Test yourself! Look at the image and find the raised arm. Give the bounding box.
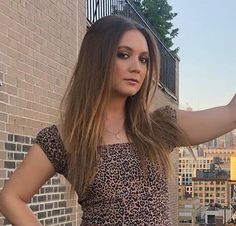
[0,144,55,226]
[176,94,236,146]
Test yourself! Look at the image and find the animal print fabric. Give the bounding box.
[34,106,176,225]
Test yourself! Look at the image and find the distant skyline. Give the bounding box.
[168,0,236,110]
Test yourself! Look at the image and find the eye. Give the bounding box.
[117,52,129,59]
[140,57,149,64]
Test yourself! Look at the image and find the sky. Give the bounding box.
[168,0,236,110]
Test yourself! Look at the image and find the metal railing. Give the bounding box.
[86,0,177,97]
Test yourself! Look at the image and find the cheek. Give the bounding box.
[141,68,148,81]
[139,70,148,88]
[113,62,127,78]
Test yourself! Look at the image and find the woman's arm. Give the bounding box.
[0,144,55,226]
[176,94,236,146]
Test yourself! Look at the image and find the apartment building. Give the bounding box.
[178,147,236,225]
[201,131,236,149]
[205,148,236,171]
[192,176,230,207]
[0,0,180,225]
[178,147,213,186]
[178,198,201,226]
[179,147,236,196]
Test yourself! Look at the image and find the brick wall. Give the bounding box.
[0,0,179,225]
[150,59,180,226]
[0,0,86,225]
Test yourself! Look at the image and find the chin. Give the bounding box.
[124,90,139,97]
[112,87,141,98]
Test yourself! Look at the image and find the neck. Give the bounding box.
[105,96,127,120]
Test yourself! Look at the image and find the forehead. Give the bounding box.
[118,30,149,53]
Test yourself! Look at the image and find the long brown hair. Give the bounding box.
[59,15,189,199]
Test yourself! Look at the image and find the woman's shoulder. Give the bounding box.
[34,124,63,146]
[151,105,177,121]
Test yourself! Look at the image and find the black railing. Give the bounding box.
[86,0,177,97]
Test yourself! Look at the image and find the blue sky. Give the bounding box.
[168,0,236,110]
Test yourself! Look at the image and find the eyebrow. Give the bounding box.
[118,45,149,55]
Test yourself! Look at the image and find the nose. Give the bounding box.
[129,57,141,73]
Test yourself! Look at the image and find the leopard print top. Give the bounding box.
[34,106,176,226]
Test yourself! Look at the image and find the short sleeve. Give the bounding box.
[158,105,177,122]
[34,125,68,175]
[151,105,178,150]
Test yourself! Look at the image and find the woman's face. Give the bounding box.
[111,29,149,98]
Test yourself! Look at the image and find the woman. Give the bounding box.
[0,15,235,225]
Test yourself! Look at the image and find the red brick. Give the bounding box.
[0,11,13,27]
[0,102,6,113]
[0,63,7,73]
[0,112,7,122]
[0,2,10,15]
[0,0,11,8]
[8,28,24,43]
[0,92,8,103]
[0,122,6,131]
[17,43,33,57]
[0,22,8,35]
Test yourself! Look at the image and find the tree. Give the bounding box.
[132,0,179,55]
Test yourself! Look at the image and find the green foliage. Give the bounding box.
[132,0,179,54]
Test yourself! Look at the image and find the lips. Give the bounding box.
[124,78,139,83]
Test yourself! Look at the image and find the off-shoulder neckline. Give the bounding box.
[99,142,134,147]
[52,124,134,147]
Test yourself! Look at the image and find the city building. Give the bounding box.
[204,148,236,171]
[226,153,236,225]
[204,205,231,226]
[178,198,201,226]
[179,148,236,225]
[192,166,230,206]
[201,131,236,149]
[179,147,214,187]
